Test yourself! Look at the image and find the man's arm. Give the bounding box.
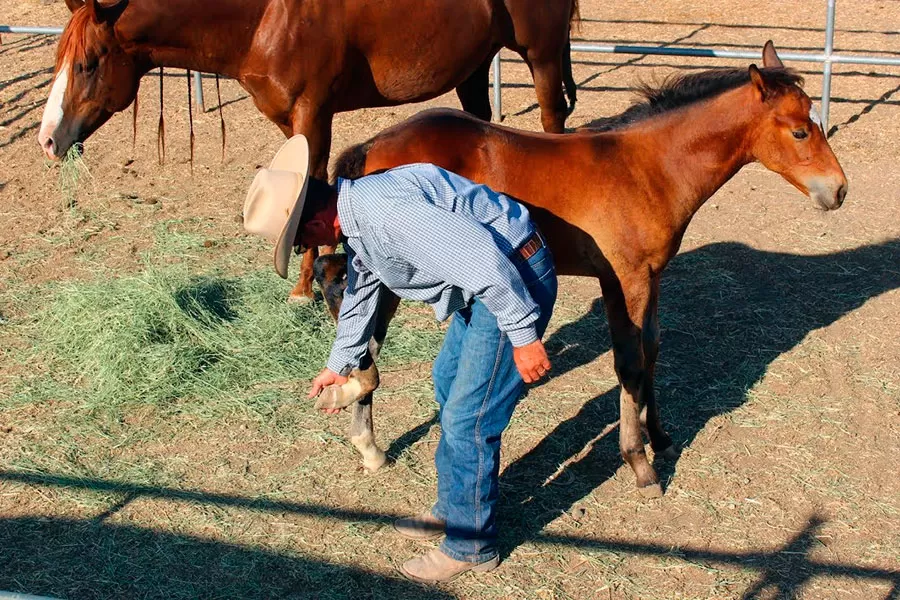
[386,200,541,347]
[326,249,384,376]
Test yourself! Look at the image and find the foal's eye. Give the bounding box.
[792,129,809,140]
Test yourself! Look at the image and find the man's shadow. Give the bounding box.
[496,238,900,556]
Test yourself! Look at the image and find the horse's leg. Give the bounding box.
[562,39,577,113]
[604,274,661,498]
[639,275,677,460]
[287,104,335,303]
[455,56,493,122]
[526,51,567,133]
[347,292,400,472]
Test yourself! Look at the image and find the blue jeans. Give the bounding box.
[430,244,557,563]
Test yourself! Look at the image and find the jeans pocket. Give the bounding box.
[518,248,553,285]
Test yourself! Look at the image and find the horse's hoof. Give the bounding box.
[287,294,313,305]
[638,483,663,499]
[656,445,680,461]
[363,451,388,472]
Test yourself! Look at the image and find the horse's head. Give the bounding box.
[748,42,848,210]
[39,0,141,160]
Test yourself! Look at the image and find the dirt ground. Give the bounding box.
[1,0,899,599]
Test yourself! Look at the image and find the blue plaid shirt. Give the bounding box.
[327,163,541,374]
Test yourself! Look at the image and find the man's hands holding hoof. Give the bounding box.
[513,340,551,384]
[309,368,348,414]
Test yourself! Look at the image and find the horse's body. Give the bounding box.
[40,0,578,300]
[315,44,848,496]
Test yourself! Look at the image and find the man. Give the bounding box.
[243,135,557,582]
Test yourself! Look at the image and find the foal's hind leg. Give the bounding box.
[604,274,662,498]
[350,393,387,472]
[455,56,493,122]
[639,276,677,460]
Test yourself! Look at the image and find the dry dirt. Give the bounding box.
[1,1,898,599]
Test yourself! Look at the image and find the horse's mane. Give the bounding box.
[56,7,92,71]
[584,67,804,132]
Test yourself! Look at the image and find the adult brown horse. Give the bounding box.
[38,0,578,301]
[312,43,848,498]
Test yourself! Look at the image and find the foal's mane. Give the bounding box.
[56,7,92,71]
[586,67,804,132]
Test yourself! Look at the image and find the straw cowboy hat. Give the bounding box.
[243,134,311,278]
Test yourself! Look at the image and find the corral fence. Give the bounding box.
[3,0,899,130]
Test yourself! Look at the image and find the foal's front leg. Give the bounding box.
[639,275,677,460]
[605,274,662,498]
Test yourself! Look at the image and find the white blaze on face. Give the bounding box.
[809,104,823,131]
[38,61,70,158]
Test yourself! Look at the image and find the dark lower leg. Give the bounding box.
[455,57,493,122]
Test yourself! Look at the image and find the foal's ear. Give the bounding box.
[85,0,127,25]
[749,64,769,101]
[762,40,785,69]
[64,0,85,13]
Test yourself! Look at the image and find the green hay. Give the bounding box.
[6,263,445,416]
[58,145,90,210]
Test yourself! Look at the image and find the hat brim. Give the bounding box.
[270,135,311,279]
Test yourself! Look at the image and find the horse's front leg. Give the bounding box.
[605,272,662,498]
[639,275,677,460]
[287,102,336,303]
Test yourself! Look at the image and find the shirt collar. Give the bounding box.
[334,177,360,239]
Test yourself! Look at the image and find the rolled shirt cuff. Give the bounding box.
[326,351,357,376]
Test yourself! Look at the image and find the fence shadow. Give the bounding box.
[1,472,897,599]
[0,514,455,600]
[496,238,900,557]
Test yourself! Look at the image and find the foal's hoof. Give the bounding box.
[363,450,388,473]
[655,445,680,461]
[314,381,362,411]
[638,483,664,499]
[287,294,314,305]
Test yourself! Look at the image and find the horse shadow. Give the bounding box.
[0,515,455,600]
[496,238,900,556]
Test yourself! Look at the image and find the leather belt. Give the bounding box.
[513,230,544,262]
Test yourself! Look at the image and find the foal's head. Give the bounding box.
[748,42,848,210]
[39,0,142,160]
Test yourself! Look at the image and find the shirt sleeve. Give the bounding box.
[326,248,383,374]
[385,199,540,347]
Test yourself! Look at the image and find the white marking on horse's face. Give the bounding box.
[809,104,823,131]
[38,61,70,159]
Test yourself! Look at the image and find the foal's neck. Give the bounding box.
[118,0,269,77]
[635,85,760,231]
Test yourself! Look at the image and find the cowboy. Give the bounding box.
[243,135,557,583]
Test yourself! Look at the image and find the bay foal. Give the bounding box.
[316,43,847,497]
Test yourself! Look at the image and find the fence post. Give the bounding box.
[492,53,502,122]
[193,71,205,113]
[821,0,837,130]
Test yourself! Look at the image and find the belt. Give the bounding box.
[513,230,544,262]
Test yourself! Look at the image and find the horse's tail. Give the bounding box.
[331,139,375,183]
[563,0,579,111]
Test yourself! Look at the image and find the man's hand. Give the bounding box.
[513,340,551,384]
[308,368,349,415]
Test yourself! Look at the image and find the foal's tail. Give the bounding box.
[563,0,579,111]
[331,139,374,183]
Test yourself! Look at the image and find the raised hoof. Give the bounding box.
[363,451,388,472]
[314,383,357,411]
[638,483,664,499]
[287,294,314,305]
[655,445,680,461]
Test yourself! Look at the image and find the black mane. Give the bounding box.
[583,67,804,132]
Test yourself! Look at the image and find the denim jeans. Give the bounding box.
[430,244,557,563]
